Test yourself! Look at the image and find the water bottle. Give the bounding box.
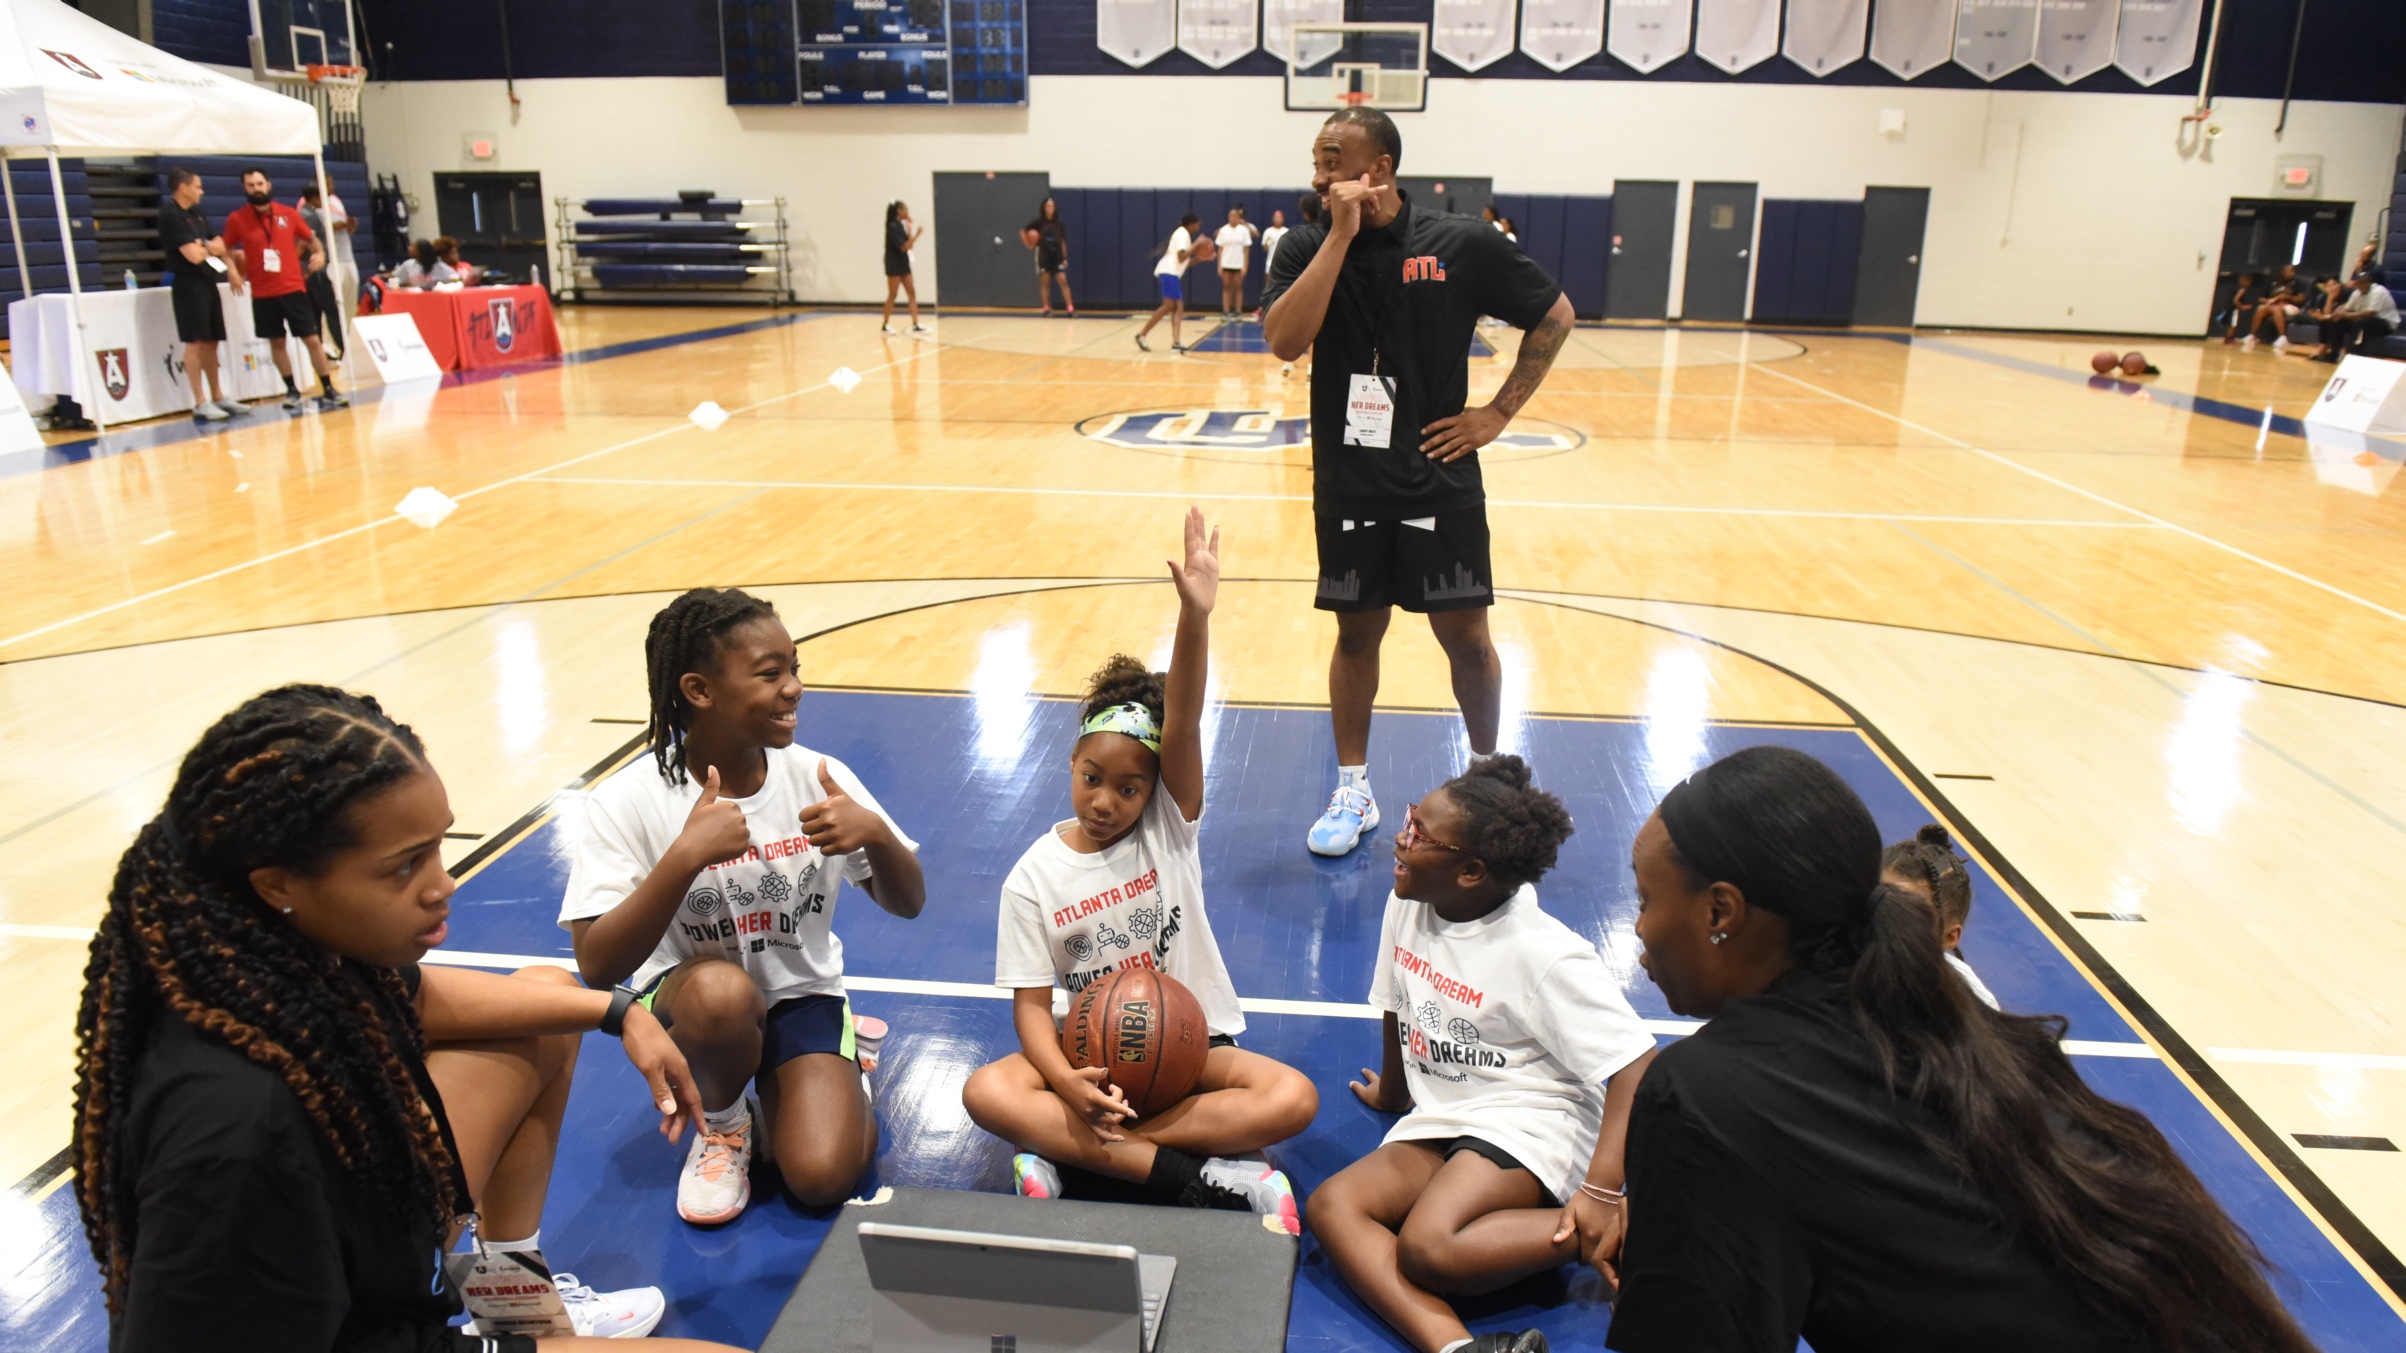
[529,262,542,292]
[122,269,136,291]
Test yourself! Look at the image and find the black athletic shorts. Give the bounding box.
[1313,508,1493,613]
[250,290,316,338]
[170,278,225,343]
[1442,1135,1559,1208]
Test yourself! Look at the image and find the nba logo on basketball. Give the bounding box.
[97,349,130,401]
[490,299,517,352]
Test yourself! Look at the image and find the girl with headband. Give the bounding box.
[962,509,1317,1228]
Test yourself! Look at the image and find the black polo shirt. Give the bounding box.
[158,200,216,290]
[1607,967,2154,1353]
[1260,192,1560,519]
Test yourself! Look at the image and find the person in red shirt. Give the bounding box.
[222,166,347,410]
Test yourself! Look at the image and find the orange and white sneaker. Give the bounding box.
[678,1106,753,1225]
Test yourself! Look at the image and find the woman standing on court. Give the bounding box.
[882,199,927,334]
[1026,196,1073,315]
[73,685,743,1352]
[1609,745,2317,1353]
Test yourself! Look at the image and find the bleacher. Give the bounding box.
[2287,161,2405,360]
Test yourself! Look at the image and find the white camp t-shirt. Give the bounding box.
[1155,227,1192,278]
[1214,223,1252,272]
[994,788,1245,1037]
[558,744,918,1003]
[1369,886,1654,1202]
[1259,225,1288,272]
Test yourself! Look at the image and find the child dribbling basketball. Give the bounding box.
[1310,757,1657,1353]
[961,509,1318,1229]
[560,588,927,1225]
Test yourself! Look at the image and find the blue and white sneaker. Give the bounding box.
[1306,785,1380,857]
[1013,1152,1063,1200]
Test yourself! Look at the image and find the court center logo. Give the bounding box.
[1077,409,1580,457]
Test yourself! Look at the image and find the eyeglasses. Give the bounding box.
[1396,810,1470,856]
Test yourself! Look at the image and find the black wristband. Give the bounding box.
[599,984,639,1038]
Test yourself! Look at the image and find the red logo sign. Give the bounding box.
[97,349,130,401]
[1403,256,1447,283]
[42,50,102,80]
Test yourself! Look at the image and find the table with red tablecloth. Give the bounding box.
[370,285,561,371]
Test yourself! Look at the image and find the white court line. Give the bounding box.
[0,346,939,655]
[2207,1048,2406,1072]
[532,477,2154,530]
[1749,361,2406,629]
[0,922,103,941]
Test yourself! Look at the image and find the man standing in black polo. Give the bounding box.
[1262,107,1576,857]
[158,168,248,422]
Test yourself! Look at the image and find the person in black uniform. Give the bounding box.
[882,199,926,334]
[1611,745,2320,1353]
[1026,196,1073,315]
[157,168,246,422]
[1260,107,1577,859]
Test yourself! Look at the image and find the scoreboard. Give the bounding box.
[721,0,1026,106]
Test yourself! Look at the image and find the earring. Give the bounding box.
[281,905,295,915]
[1708,932,1726,946]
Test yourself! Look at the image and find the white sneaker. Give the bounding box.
[2241,334,2257,349]
[1281,362,1293,377]
[192,400,230,422]
[1306,784,1380,857]
[214,396,249,414]
[677,1108,753,1225]
[2272,335,2290,353]
[1194,1158,1300,1235]
[556,1273,667,1339]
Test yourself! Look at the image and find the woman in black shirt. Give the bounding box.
[881,199,925,334]
[75,685,745,1353]
[1608,745,2315,1353]
[1025,196,1071,316]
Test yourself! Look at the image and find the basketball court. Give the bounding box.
[3,0,2405,1348]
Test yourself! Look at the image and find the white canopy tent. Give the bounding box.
[0,0,329,432]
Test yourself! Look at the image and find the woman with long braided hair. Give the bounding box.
[75,685,746,1352]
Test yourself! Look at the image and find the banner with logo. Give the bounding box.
[1178,0,1258,68]
[1606,0,1691,73]
[1693,0,1779,73]
[1097,0,1177,66]
[1434,0,1518,70]
[2115,0,2201,85]
[5,285,303,423]
[1953,0,2038,79]
[1263,0,1344,63]
[1782,0,1868,74]
[352,313,446,383]
[1519,0,1602,71]
[1869,0,1954,77]
[2035,0,2117,82]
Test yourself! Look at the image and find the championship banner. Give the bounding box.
[1869,0,1954,78]
[1097,0,1176,66]
[1433,0,1517,71]
[1782,0,1867,75]
[1606,0,1690,73]
[2036,0,2116,82]
[1693,0,1779,74]
[1263,0,1342,63]
[1177,0,1257,68]
[1518,0,1602,72]
[2115,0,2201,85]
[1953,0,2038,79]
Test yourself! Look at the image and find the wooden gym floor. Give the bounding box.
[1,305,2402,1347]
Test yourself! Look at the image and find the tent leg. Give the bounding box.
[46,150,103,436]
[2,153,29,313]
[312,151,354,394]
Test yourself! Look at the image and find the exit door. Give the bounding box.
[1606,180,1677,320]
[1853,186,1930,328]
[432,172,546,285]
[1682,182,1756,322]
[2209,198,2354,335]
[932,172,1051,308]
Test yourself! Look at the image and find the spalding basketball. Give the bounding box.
[1060,967,1209,1117]
[1191,236,1217,264]
[2090,349,2119,374]
[1021,226,1041,249]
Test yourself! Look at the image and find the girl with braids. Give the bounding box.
[1312,755,1657,1353]
[1612,745,2317,1353]
[962,509,1317,1225]
[560,587,924,1225]
[1882,822,1999,1010]
[75,685,742,1352]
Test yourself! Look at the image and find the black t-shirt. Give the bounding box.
[159,201,218,289]
[885,219,911,275]
[112,996,463,1353]
[1027,217,1066,268]
[1259,193,1561,518]
[1606,968,2152,1353]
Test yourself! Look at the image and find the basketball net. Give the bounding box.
[305,63,366,117]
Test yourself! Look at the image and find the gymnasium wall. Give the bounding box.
[358,74,2401,334]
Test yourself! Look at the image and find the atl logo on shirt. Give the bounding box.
[1402,256,1447,283]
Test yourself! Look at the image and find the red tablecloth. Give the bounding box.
[373,285,562,371]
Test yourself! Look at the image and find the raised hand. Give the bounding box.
[676,765,753,870]
[1324,174,1390,241]
[1166,506,1221,615]
[801,759,886,855]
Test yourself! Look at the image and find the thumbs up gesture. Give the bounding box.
[674,765,754,871]
[801,758,884,855]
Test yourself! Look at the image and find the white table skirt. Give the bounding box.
[8,285,325,423]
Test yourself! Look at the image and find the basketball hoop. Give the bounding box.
[305,63,366,116]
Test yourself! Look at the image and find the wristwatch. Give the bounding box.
[599,984,640,1038]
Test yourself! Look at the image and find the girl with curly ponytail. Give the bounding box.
[1311,755,1658,1353]
[1611,745,2315,1353]
[74,685,740,1353]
